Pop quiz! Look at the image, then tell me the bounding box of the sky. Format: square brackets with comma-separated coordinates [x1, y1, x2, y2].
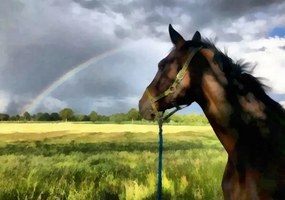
[0, 0, 285, 115]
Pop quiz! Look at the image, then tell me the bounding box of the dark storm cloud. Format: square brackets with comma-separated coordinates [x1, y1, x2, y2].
[52, 67, 130, 99]
[1, 0, 284, 114]
[0, 0, 126, 113]
[72, 0, 102, 10]
[6, 100, 20, 115]
[72, 0, 285, 41]
[2, 30, 114, 94]
[209, 0, 282, 18]
[114, 25, 129, 39]
[51, 45, 157, 100]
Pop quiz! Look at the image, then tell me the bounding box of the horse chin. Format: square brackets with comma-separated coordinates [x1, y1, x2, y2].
[139, 103, 155, 121]
[140, 109, 156, 121]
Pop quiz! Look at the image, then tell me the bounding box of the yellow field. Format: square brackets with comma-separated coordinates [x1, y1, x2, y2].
[0, 122, 212, 134]
[0, 122, 214, 143]
[0, 122, 225, 199]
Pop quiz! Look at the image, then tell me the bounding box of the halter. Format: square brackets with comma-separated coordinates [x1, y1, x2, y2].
[146, 46, 202, 200]
[146, 46, 202, 121]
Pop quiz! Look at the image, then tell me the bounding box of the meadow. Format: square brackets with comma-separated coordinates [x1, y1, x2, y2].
[0, 123, 227, 200]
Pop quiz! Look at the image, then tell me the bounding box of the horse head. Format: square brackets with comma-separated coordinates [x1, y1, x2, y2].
[139, 25, 205, 120]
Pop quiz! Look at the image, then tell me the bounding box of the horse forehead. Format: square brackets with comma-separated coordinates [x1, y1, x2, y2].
[166, 49, 176, 59]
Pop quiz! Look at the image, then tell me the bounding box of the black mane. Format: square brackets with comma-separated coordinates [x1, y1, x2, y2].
[185, 39, 285, 117]
[190, 39, 267, 91]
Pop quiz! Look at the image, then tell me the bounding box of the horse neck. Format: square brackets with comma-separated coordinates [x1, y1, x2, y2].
[195, 67, 285, 159]
[192, 48, 270, 156]
[188, 48, 236, 154]
[195, 69, 238, 155]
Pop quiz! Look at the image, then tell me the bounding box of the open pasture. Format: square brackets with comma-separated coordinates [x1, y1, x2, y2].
[0, 123, 227, 200]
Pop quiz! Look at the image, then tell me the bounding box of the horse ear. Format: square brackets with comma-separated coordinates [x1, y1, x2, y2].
[192, 31, 201, 41]
[169, 24, 185, 46]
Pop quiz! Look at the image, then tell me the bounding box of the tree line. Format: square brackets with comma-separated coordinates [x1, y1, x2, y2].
[0, 108, 141, 123]
[0, 108, 209, 125]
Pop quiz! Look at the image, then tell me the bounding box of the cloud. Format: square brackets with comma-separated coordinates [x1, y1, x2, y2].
[1, 0, 285, 115]
[0, 91, 10, 113]
[41, 96, 68, 113]
[0, 0, 127, 113]
[279, 101, 285, 108]
[216, 36, 285, 94]
[0, 91, 33, 114]
[44, 39, 171, 114]
[70, 0, 285, 40]
[88, 96, 140, 115]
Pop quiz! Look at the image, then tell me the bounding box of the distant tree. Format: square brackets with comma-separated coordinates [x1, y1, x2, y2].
[170, 114, 182, 123]
[0, 113, 9, 121]
[35, 112, 43, 121]
[38, 113, 50, 121]
[14, 115, 20, 121]
[9, 115, 19, 121]
[98, 114, 109, 121]
[89, 111, 99, 122]
[109, 113, 128, 124]
[31, 114, 36, 121]
[23, 111, 31, 121]
[127, 108, 141, 121]
[59, 108, 74, 121]
[76, 114, 90, 121]
[50, 112, 61, 121]
[175, 114, 209, 125]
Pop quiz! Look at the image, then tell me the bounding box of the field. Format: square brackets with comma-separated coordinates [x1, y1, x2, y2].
[0, 123, 227, 200]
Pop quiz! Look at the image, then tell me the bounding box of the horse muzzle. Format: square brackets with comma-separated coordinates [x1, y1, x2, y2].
[139, 91, 158, 121]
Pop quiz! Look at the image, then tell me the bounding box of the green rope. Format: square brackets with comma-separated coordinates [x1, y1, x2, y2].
[156, 106, 189, 199]
[153, 47, 202, 199]
[157, 118, 163, 200]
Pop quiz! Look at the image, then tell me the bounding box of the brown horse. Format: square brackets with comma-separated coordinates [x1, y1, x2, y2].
[139, 25, 285, 200]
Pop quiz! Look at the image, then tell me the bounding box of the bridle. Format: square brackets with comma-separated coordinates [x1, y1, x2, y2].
[146, 46, 202, 121]
[145, 46, 202, 200]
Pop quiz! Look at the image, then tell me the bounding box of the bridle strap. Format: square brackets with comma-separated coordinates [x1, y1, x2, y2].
[146, 46, 202, 120]
[153, 46, 202, 200]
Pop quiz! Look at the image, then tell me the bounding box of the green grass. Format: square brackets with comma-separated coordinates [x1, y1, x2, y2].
[0, 123, 227, 200]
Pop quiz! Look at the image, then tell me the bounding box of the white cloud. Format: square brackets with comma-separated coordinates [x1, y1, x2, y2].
[42, 96, 67, 113]
[217, 37, 285, 94]
[91, 96, 139, 109]
[225, 17, 267, 40]
[117, 96, 140, 107]
[0, 91, 10, 113]
[279, 101, 285, 108]
[91, 97, 114, 109]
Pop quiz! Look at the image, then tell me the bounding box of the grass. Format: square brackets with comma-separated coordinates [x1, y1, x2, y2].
[0, 122, 211, 134]
[0, 123, 227, 200]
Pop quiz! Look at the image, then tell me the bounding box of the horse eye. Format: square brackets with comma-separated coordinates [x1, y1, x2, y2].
[158, 59, 167, 70]
[168, 58, 175, 63]
[158, 64, 165, 70]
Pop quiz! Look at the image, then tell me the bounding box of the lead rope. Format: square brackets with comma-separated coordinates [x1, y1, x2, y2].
[156, 105, 189, 200]
[157, 116, 163, 200]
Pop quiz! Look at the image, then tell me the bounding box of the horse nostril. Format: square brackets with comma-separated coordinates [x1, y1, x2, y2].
[150, 113, 156, 119]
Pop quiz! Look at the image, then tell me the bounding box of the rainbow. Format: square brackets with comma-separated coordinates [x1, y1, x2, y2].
[22, 42, 137, 114]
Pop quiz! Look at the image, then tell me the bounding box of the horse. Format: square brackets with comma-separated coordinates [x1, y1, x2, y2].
[139, 24, 285, 200]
